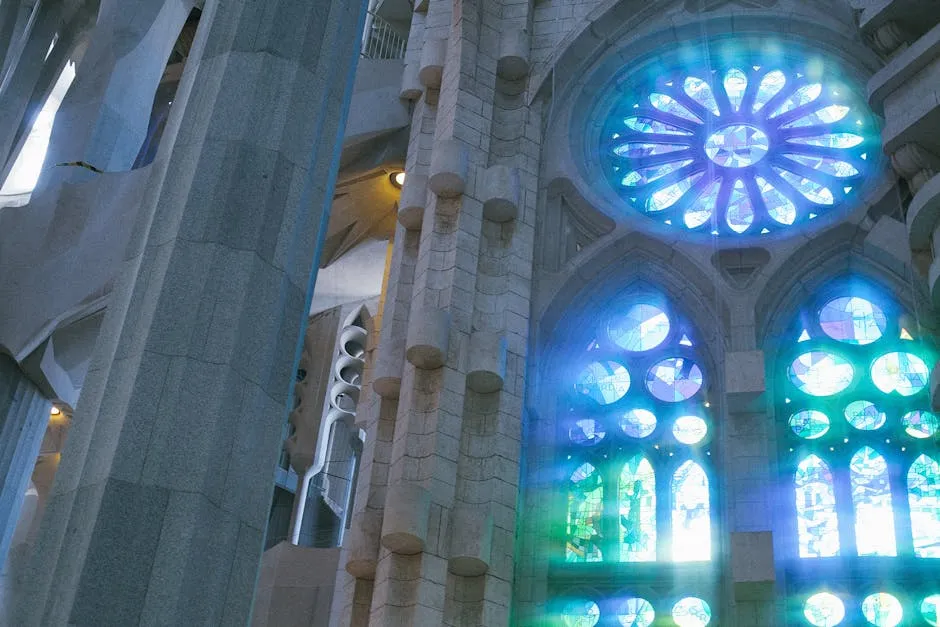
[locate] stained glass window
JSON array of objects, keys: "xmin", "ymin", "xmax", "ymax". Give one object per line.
[
  {"xmin": 908, "ymin": 455, "xmax": 940, "ymax": 558},
  {"xmin": 923, "ymin": 595, "xmax": 940, "ymax": 626},
  {"xmin": 844, "ymin": 400, "xmax": 886, "ymax": 430},
  {"xmin": 819, "ymin": 297, "xmax": 886, "ymax": 345},
  {"xmin": 646, "ymin": 357, "xmax": 703, "ymax": 402},
  {"xmin": 562, "ymin": 600, "xmax": 601, "ymax": 627},
  {"xmin": 789, "ymin": 410, "xmax": 831, "ymax": 439},
  {"xmin": 673, "ymin": 416, "xmax": 708, "ymax": 444},
  {"xmin": 789, "ymin": 351, "xmax": 854, "ymax": 396},
  {"xmin": 597, "ymin": 52, "xmax": 876, "ymax": 238},
  {"xmin": 617, "ymin": 597, "xmax": 655, "ymax": 627},
  {"xmin": 609, "ymin": 304, "xmax": 670, "ymax": 351},
  {"xmin": 861, "ymin": 593, "xmax": 903, "ymax": 627},
  {"xmin": 620, "ymin": 409, "xmax": 657, "ymax": 438},
  {"xmin": 672, "ymin": 597, "xmax": 712, "ymax": 627},
  {"xmin": 570, "ymin": 418, "xmax": 606, "ymax": 446},
  {"xmin": 567, "ymin": 463, "xmax": 603, "ymax": 562},
  {"xmin": 619, "ymin": 456, "xmax": 656, "ymax": 562},
  {"xmin": 795, "ymin": 455, "xmax": 840, "ymax": 557},
  {"xmin": 804, "ymin": 592, "xmax": 846, "ymax": 627},
  {"xmin": 870, "ymin": 352, "xmax": 929, "ymax": 396},
  {"xmin": 575, "ymin": 361, "xmax": 631, "ymax": 405},
  {"xmin": 850, "ymin": 447, "xmax": 896, "ymax": 556},
  {"xmin": 902, "ymin": 411, "xmax": 939, "ymax": 439},
  {"xmin": 672, "ymin": 461, "xmax": 710, "ymax": 562}
]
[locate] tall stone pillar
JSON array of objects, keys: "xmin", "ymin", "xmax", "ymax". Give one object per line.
[
  {"xmin": 0, "ymin": 355, "xmax": 50, "ymax": 575},
  {"xmin": 9, "ymin": 0, "xmax": 367, "ymax": 624}
]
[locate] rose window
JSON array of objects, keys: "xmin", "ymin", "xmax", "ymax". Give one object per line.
[{"xmin": 600, "ymin": 63, "xmax": 877, "ymax": 237}]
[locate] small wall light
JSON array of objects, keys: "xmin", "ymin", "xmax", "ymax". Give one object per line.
[
  {"xmin": 50, "ymin": 406, "xmax": 60, "ymax": 415},
  {"xmin": 390, "ymin": 171, "xmax": 406, "ymax": 188}
]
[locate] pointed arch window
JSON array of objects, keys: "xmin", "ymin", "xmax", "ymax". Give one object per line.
[
  {"xmin": 553, "ymin": 290, "xmax": 718, "ymax": 625},
  {"xmin": 777, "ymin": 279, "xmax": 940, "ymax": 625}
]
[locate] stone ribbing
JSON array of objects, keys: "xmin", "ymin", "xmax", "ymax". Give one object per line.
[{"xmin": 10, "ymin": 0, "xmax": 368, "ymax": 624}]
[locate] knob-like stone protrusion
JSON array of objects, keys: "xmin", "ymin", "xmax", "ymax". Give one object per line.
[
  {"xmin": 401, "ymin": 62, "xmax": 423, "ymax": 100},
  {"xmin": 381, "ymin": 482, "xmax": 431, "ymax": 555},
  {"xmin": 398, "ymin": 173, "xmax": 428, "ymax": 230},
  {"xmin": 907, "ymin": 172, "xmax": 940, "ymax": 251},
  {"xmin": 428, "ymin": 139, "xmax": 469, "ymax": 198},
  {"xmin": 467, "ymin": 331, "xmax": 507, "ymax": 393},
  {"xmin": 448, "ymin": 504, "xmax": 493, "ymax": 576},
  {"xmin": 406, "ymin": 306, "xmax": 450, "ymax": 369},
  {"xmin": 419, "ymin": 37, "xmax": 446, "ymax": 89},
  {"xmin": 372, "ymin": 352, "xmax": 403, "ymax": 399},
  {"xmin": 497, "ymin": 27, "xmax": 530, "ymax": 80},
  {"xmin": 346, "ymin": 510, "xmax": 382, "ymax": 578},
  {"xmin": 480, "ymin": 165, "xmax": 520, "ymax": 222}
]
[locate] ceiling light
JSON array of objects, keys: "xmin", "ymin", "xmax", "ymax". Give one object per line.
[{"xmin": 390, "ymin": 171, "xmax": 406, "ymax": 188}]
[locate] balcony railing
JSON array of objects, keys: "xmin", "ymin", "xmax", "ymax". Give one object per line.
[{"xmin": 360, "ymin": 11, "xmax": 407, "ymax": 60}]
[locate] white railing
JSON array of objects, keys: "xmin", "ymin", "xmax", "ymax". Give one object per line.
[{"xmin": 360, "ymin": 11, "xmax": 407, "ymax": 60}]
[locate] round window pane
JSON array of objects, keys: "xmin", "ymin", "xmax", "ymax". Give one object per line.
[
  {"xmin": 673, "ymin": 415, "xmax": 708, "ymax": 444},
  {"xmin": 871, "ymin": 352, "xmax": 929, "ymax": 396},
  {"xmin": 922, "ymin": 594, "xmax": 940, "ymax": 626},
  {"xmin": 789, "ymin": 410, "xmax": 830, "ymax": 439},
  {"xmin": 789, "ymin": 351, "xmax": 854, "ymax": 396},
  {"xmin": 672, "ymin": 597, "xmax": 711, "ymax": 627},
  {"xmin": 903, "ymin": 411, "xmax": 940, "ymax": 439},
  {"xmin": 620, "ymin": 409, "xmax": 657, "ymax": 438},
  {"xmin": 569, "ymin": 418, "xmax": 606, "ymax": 446},
  {"xmin": 608, "ymin": 304, "xmax": 671, "ymax": 351},
  {"xmin": 617, "ymin": 597, "xmax": 655, "ymax": 627},
  {"xmin": 861, "ymin": 593, "xmax": 903, "ymax": 627},
  {"xmin": 819, "ymin": 296, "xmax": 887, "ymax": 345},
  {"xmin": 804, "ymin": 592, "xmax": 845, "ymax": 627},
  {"xmin": 844, "ymin": 400, "xmax": 886, "ymax": 430},
  {"xmin": 562, "ymin": 600, "xmax": 601, "ymax": 627},
  {"xmin": 646, "ymin": 358, "xmax": 703, "ymax": 402},
  {"xmin": 575, "ymin": 361, "xmax": 631, "ymax": 405}
]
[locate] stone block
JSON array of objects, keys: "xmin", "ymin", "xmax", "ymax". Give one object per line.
[
  {"xmin": 428, "ymin": 139, "xmax": 469, "ymax": 198},
  {"xmin": 466, "ymin": 331, "xmax": 507, "ymax": 393},
  {"xmin": 448, "ymin": 504, "xmax": 493, "ymax": 576},
  {"xmin": 497, "ymin": 27, "xmax": 530, "ymax": 80},
  {"xmin": 731, "ymin": 531, "xmax": 775, "ymax": 601},
  {"xmin": 725, "ymin": 350, "xmax": 766, "ymax": 412},
  {"xmin": 380, "ymin": 482, "xmax": 431, "ymax": 554},
  {"xmin": 400, "ymin": 63, "xmax": 423, "ymax": 101},
  {"xmin": 398, "ymin": 173, "xmax": 428, "ymax": 230},
  {"xmin": 345, "ymin": 509, "xmax": 382, "ymax": 578},
  {"xmin": 372, "ymin": 352, "xmax": 403, "ymax": 399},
  {"xmin": 419, "ymin": 37, "xmax": 446, "ymax": 90},
  {"xmin": 864, "ymin": 215, "xmax": 911, "ymax": 277},
  {"xmin": 405, "ymin": 306, "xmax": 450, "ymax": 369},
  {"xmin": 908, "ymin": 171, "xmax": 940, "ymax": 250},
  {"xmin": 480, "ymin": 165, "xmax": 520, "ymax": 222}
]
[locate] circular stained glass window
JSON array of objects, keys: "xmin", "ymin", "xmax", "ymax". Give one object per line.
[
  {"xmin": 922, "ymin": 594, "xmax": 940, "ymax": 626},
  {"xmin": 871, "ymin": 352, "xmax": 929, "ymax": 396},
  {"xmin": 844, "ymin": 400, "xmax": 886, "ymax": 430},
  {"xmin": 620, "ymin": 408, "xmax": 658, "ymax": 438},
  {"xmin": 562, "ymin": 600, "xmax": 601, "ymax": 627},
  {"xmin": 789, "ymin": 410, "xmax": 830, "ymax": 439},
  {"xmin": 861, "ymin": 593, "xmax": 903, "ymax": 627},
  {"xmin": 672, "ymin": 597, "xmax": 711, "ymax": 627},
  {"xmin": 819, "ymin": 296, "xmax": 887, "ymax": 345},
  {"xmin": 903, "ymin": 411, "xmax": 940, "ymax": 439},
  {"xmin": 575, "ymin": 361, "xmax": 631, "ymax": 405},
  {"xmin": 789, "ymin": 351, "xmax": 854, "ymax": 396},
  {"xmin": 617, "ymin": 597, "xmax": 655, "ymax": 627},
  {"xmin": 609, "ymin": 304, "xmax": 671, "ymax": 351},
  {"xmin": 804, "ymin": 592, "xmax": 845, "ymax": 627},
  {"xmin": 599, "ymin": 58, "xmax": 873, "ymax": 238},
  {"xmin": 674, "ymin": 415, "xmax": 708, "ymax": 444},
  {"xmin": 646, "ymin": 358, "xmax": 703, "ymax": 402},
  {"xmin": 569, "ymin": 418, "xmax": 607, "ymax": 445}
]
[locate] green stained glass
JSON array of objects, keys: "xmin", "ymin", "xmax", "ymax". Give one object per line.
[
  {"xmin": 844, "ymin": 400, "xmax": 886, "ymax": 430},
  {"xmin": 672, "ymin": 461, "xmax": 710, "ymax": 562},
  {"xmin": 789, "ymin": 410, "xmax": 830, "ymax": 439},
  {"xmin": 851, "ymin": 447, "xmax": 896, "ymax": 556},
  {"xmin": 871, "ymin": 352, "xmax": 929, "ymax": 396},
  {"xmin": 672, "ymin": 597, "xmax": 711, "ymax": 627},
  {"xmin": 617, "ymin": 597, "xmax": 655, "ymax": 627},
  {"xmin": 608, "ymin": 304, "xmax": 670, "ymax": 351},
  {"xmin": 789, "ymin": 351, "xmax": 854, "ymax": 396},
  {"xmin": 804, "ymin": 592, "xmax": 845, "ymax": 627},
  {"xmin": 903, "ymin": 411, "xmax": 940, "ymax": 439},
  {"xmin": 795, "ymin": 455, "xmax": 840, "ymax": 557},
  {"xmin": 922, "ymin": 595, "xmax": 940, "ymax": 626},
  {"xmin": 567, "ymin": 463, "xmax": 604, "ymax": 562},
  {"xmin": 673, "ymin": 415, "xmax": 708, "ymax": 444},
  {"xmin": 562, "ymin": 600, "xmax": 601, "ymax": 627},
  {"xmin": 575, "ymin": 361, "xmax": 631, "ymax": 405},
  {"xmin": 819, "ymin": 296, "xmax": 886, "ymax": 345},
  {"xmin": 861, "ymin": 593, "xmax": 903, "ymax": 627},
  {"xmin": 908, "ymin": 454, "xmax": 940, "ymax": 558},
  {"xmin": 619, "ymin": 456, "xmax": 656, "ymax": 562}
]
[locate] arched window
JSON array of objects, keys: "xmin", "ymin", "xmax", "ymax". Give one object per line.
[
  {"xmin": 554, "ymin": 290, "xmax": 717, "ymax": 626},
  {"xmin": 778, "ymin": 280, "xmax": 940, "ymax": 625}
]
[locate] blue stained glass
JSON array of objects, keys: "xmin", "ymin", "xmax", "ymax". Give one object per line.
[
  {"xmin": 769, "ymin": 83, "xmax": 822, "ymax": 118},
  {"xmin": 724, "ymin": 68, "xmax": 748, "ymax": 111},
  {"xmin": 726, "ymin": 179, "xmax": 755, "ymax": 233},
  {"xmin": 903, "ymin": 410, "xmax": 940, "ymax": 439},
  {"xmin": 569, "ymin": 418, "xmax": 606, "ymax": 446},
  {"xmin": 672, "ymin": 461, "xmax": 710, "ymax": 562},
  {"xmin": 804, "ymin": 592, "xmax": 846, "ymax": 627},
  {"xmin": 650, "ymin": 93, "xmax": 701, "ymax": 122},
  {"xmin": 647, "ymin": 173, "xmax": 703, "ymax": 212},
  {"xmin": 614, "ymin": 142, "xmax": 689, "ymax": 158},
  {"xmin": 844, "ymin": 400, "xmax": 886, "ymax": 430},
  {"xmin": 562, "ymin": 600, "xmax": 601, "ymax": 627},
  {"xmin": 789, "ymin": 351, "xmax": 854, "ymax": 396},
  {"xmin": 647, "ymin": 358, "xmax": 704, "ymax": 402},
  {"xmin": 861, "ymin": 593, "xmax": 903, "ymax": 627},
  {"xmin": 819, "ymin": 296, "xmax": 886, "ymax": 345},
  {"xmin": 684, "ymin": 76, "xmax": 720, "ymax": 115},
  {"xmin": 619, "ymin": 456, "xmax": 656, "ymax": 562},
  {"xmin": 704, "ymin": 125, "xmax": 769, "ymax": 168},
  {"xmin": 672, "ymin": 597, "xmax": 711, "ymax": 627},
  {"xmin": 684, "ymin": 179, "xmax": 720, "ymax": 228},
  {"xmin": 789, "ymin": 410, "xmax": 830, "ymax": 439},
  {"xmin": 673, "ymin": 415, "xmax": 708, "ymax": 444},
  {"xmin": 908, "ymin": 454, "xmax": 940, "ymax": 558},
  {"xmin": 795, "ymin": 455, "xmax": 840, "ymax": 557},
  {"xmin": 775, "ymin": 168, "xmax": 834, "ymax": 205},
  {"xmin": 567, "ymin": 463, "xmax": 604, "ymax": 562},
  {"xmin": 782, "ymin": 104, "xmax": 850, "ymax": 128},
  {"xmin": 621, "ymin": 160, "xmax": 693, "ymax": 187},
  {"xmin": 575, "ymin": 361, "xmax": 631, "ymax": 405},
  {"xmin": 624, "ymin": 116, "xmax": 693, "ymax": 135},
  {"xmin": 851, "ymin": 447, "xmax": 896, "ymax": 556},
  {"xmin": 756, "ymin": 176, "xmax": 796, "ymax": 225},
  {"xmin": 752, "ymin": 70, "xmax": 786, "ymax": 112},
  {"xmin": 608, "ymin": 304, "xmax": 670, "ymax": 351},
  {"xmin": 785, "ymin": 154, "xmax": 859, "ymax": 178},
  {"xmin": 871, "ymin": 352, "xmax": 929, "ymax": 396},
  {"xmin": 787, "ymin": 133, "xmax": 864, "ymax": 148},
  {"xmin": 922, "ymin": 595, "xmax": 940, "ymax": 626},
  {"xmin": 617, "ymin": 597, "xmax": 655, "ymax": 627},
  {"xmin": 620, "ymin": 408, "xmax": 657, "ymax": 439}
]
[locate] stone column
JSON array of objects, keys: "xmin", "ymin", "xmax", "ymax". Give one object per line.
[
  {"xmin": 0, "ymin": 355, "xmax": 50, "ymax": 575},
  {"xmin": 9, "ymin": 0, "xmax": 367, "ymax": 624}
]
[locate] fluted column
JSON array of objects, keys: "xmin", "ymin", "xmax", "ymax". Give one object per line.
[{"xmin": 10, "ymin": 0, "xmax": 367, "ymax": 624}]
